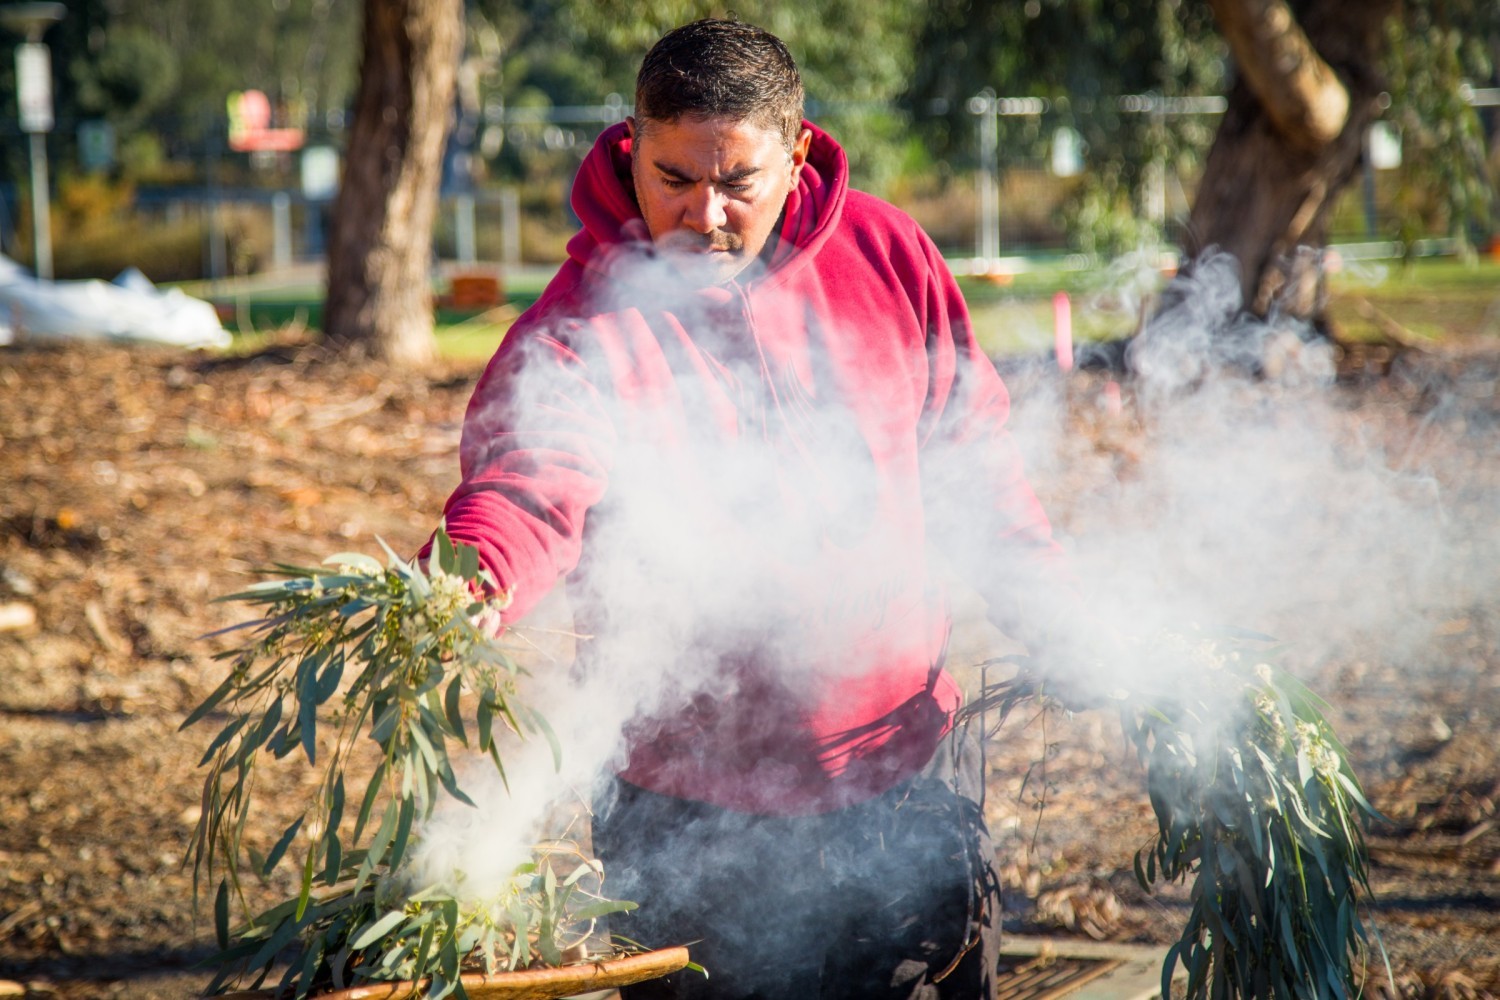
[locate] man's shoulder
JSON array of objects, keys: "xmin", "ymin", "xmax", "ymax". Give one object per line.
[
  {"xmin": 825, "ymin": 189, "xmax": 945, "ymax": 283},
  {"xmin": 829, "ymin": 189, "xmax": 944, "ymax": 272},
  {"xmin": 506, "ymin": 262, "xmax": 596, "ymax": 333},
  {"xmin": 840, "ymin": 188, "xmax": 926, "ymax": 243}
]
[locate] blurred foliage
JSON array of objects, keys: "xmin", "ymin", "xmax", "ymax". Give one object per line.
[
  {"xmin": 0, "ymin": 0, "xmax": 360, "ymax": 156},
  {"xmin": 465, "ymin": 0, "xmax": 926, "ymax": 193},
  {"xmin": 1383, "ymin": 0, "xmax": 1497, "ymax": 257},
  {"xmin": 907, "ymin": 0, "xmax": 1226, "ymax": 253},
  {"xmin": 10, "ymin": 174, "xmax": 272, "ymax": 281},
  {"xmin": 0, "ymin": 0, "xmax": 1494, "ymax": 270},
  {"xmin": 909, "ymin": 0, "xmax": 1225, "ymax": 159},
  {"xmin": 70, "ymin": 25, "xmax": 179, "ymax": 129},
  {"xmin": 103, "ymin": 0, "xmax": 360, "ymax": 135}
]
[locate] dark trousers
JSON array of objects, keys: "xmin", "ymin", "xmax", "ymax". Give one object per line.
[{"xmin": 590, "ymin": 723, "xmax": 1002, "ymax": 1000}]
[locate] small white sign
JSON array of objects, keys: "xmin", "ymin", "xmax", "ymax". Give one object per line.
[
  {"xmin": 78, "ymin": 119, "xmax": 116, "ymax": 171},
  {"xmin": 1051, "ymin": 126, "xmax": 1084, "ymax": 178},
  {"xmin": 301, "ymin": 146, "xmax": 340, "ymax": 200},
  {"xmin": 1369, "ymin": 121, "xmax": 1402, "ymax": 170},
  {"xmin": 16, "ymin": 43, "xmax": 53, "ymax": 133}
]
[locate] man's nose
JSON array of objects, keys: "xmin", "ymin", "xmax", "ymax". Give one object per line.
[{"xmin": 682, "ymin": 186, "xmax": 728, "ymax": 233}]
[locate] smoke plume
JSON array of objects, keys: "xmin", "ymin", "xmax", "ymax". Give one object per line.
[{"xmin": 408, "ymin": 247, "xmax": 1497, "ymax": 918}]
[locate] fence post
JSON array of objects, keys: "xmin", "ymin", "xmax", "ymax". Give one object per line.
[
  {"xmin": 206, "ymin": 202, "xmax": 226, "ymax": 285},
  {"xmin": 206, "ymin": 117, "xmax": 226, "ymax": 287},
  {"xmin": 500, "ymin": 187, "xmax": 521, "ymax": 268},
  {"xmin": 26, "ymin": 132, "xmax": 53, "ymax": 280},
  {"xmin": 969, "ymin": 88, "xmax": 1000, "ymax": 265},
  {"xmin": 455, "ymin": 192, "xmax": 476, "ymax": 264},
  {"xmin": 272, "ymin": 191, "xmax": 292, "ymax": 269},
  {"xmin": 1146, "ymin": 102, "xmax": 1166, "ymax": 226}
]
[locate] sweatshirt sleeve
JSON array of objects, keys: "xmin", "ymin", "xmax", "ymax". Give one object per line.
[
  {"xmin": 911, "ymin": 231, "xmax": 1078, "ymax": 646},
  {"xmin": 432, "ymin": 320, "xmax": 616, "ymax": 624}
]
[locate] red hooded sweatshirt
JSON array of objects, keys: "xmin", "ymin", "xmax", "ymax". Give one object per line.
[{"xmin": 438, "ymin": 122, "xmax": 1064, "ymax": 816}]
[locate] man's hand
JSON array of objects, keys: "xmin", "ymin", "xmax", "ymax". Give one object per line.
[
  {"xmin": 1025, "ymin": 628, "xmax": 1132, "ymax": 713},
  {"xmin": 470, "ymin": 604, "xmax": 506, "ymax": 639}
]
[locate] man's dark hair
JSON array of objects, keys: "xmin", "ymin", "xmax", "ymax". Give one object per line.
[{"xmin": 635, "ymin": 18, "xmax": 805, "ymax": 149}]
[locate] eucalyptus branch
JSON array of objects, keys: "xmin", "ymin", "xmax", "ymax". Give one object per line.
[
  {"xmin": 962, "ymin": 629, "xmax": 1388, "ymax": 999},
  {"xmin": 185, "ymin": 530, "xmax": 632, "ymax": 999}
]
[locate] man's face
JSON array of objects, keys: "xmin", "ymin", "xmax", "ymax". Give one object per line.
[{"xmin": 628, "ymin": 114, "xmax": 812, "ymax": 283}]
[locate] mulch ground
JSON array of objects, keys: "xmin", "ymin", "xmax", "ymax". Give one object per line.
[{"xmin": 1, "ymin": 333, "xmax": 1496, "ymax": 999}]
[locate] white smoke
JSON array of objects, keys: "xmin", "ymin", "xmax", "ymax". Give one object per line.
[
  {"xmin": 406, "ymin": 245, "xmax": 1497, "ymax": 905},
  {"xmin": 1008, "ymin": 251, "xmax": 1490, "ymax": 684},
  {"xmin": 406, "ymin": 247, "xmax": 938, "ymax": 895}
]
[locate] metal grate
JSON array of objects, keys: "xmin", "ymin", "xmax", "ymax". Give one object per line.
[{"xmin": 995, "ymin": 954, "xmax": 1125, "ymax": 1000}]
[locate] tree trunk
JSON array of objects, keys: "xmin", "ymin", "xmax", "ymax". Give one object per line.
[
  {"xmin": 323, "ymin": 0, "xmax": 462, "ymax": 365},
  {"xmin": 1185, "ymin": 0, "xmax": 1397, "ymax": 322}
]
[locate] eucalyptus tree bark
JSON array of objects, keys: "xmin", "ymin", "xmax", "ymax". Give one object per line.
[
  {"xmin": 1186, "ymin": 0, "xmax": 1397, "ymax": 322},
  {"xmin": 323, "ymin": 0, "xmax": 462, "ymax": 365}
]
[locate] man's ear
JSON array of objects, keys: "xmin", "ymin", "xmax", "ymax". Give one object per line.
[
  {"xmin": 790, "ymin": 127, "xmax": 812, "ymax": 181},
  {"xmin": 625, "ymin": 116, "xmax": 637, "ymax": 140}
]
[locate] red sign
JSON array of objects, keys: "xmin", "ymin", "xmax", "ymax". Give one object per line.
[{"xmin": 228, "ymin": 89, "xmax": 305, "ymax": 152}]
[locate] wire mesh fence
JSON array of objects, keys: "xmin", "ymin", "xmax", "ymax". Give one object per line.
[{"xmin": 1, "ymin": 88, "xmax": 1495, "ymax": 284}]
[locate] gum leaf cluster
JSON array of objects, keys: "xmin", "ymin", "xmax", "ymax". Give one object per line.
[
  {"xmin": 963, "ymin": 630, "xmax": 1387, "ymax": 1000},
  {"xmin": 184, "ymin": 529, "xmax": 633, "ymax": 999}
]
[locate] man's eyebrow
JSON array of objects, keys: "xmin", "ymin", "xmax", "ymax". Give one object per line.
[
  {"xmin": 718, "ymin": 165, "xmax": 760, "ymax": 183},
  {"xmin": 652, "ymin": 162, "xmax": 761, "ymax": 183},
  {"xmin": 653, "ymin": 162, "xmax": 696, "ymax": 181}
]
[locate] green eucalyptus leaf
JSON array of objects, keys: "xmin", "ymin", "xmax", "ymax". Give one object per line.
[
  {"xmin": 436, "ymin": 760, "xmax": 476, "ymax": 809},
  {"xmin": 457, "ymin": 542, "xmax": 480, "ymax": 583},
  {"xmin": 213, "ymin": 878, "xmax": 230, "ymax": 950},
  {"xmin": 477, "ymin": 694, "xmax": 495, "ymax": 752},
  {"xmin": 323, "ymin": 552, "xmax": 385, "ymax": 575},
  {"xmin": 350, "ymin": 909, "xmax": 408, "ymax": 950},
  {"xmin": 373, "ymin": 535, "xmax": 410, "ymax": 572},
  {"xmin": 321, "ymin": 828, "xmax": 343, "ymax": 887},
  {"xmin": 569, "ymin": 898, "xmax": 638, "ymax": 921},
  {"xmin": 433, "ymin": 528, "xmax": 458, "ymax": 576},
  {"xmin": 410, "ymin": 756, "xmax": 431, "ymax": 808},
  {"xmin": 257, "ymin": 696, "xmax": 285, "ymax": 750},
  {"xmin": 291, "ymin": 932, "xmax": 325, "ymax": 1000},
  {"xmin": 444, "ymin": 675, "xmax": 468, "ymax": 746},
  {"xmin": 353, "ymin": 759, "xmax": 388, "ymax": 842},
  {"xmin": 526, "ymin": 706, "xmax": 564, "ymax": 773},
  {"xmin": 244, "ymin": 913, "xmax": 303, "ymax": 974},
  {"xmin": 390, "ymin": 794, "xmax": 416, "ymax": 873},
  {"xmin": 262, "ymin": 816, "xmax": 304, "ymax": 878},
  {"xmin": 370, "ymin": 701, "xmax": 401, "ymax": 746},
  {"xmin": 441, "ymin": 936, "xmax": 462, "ymax": 983},
  {"xmin": 409, "ymin": 716, "xmax": 440, "ymax": 773},
  {"xmin": 295, "ymin": 849, "xmax": 316, "ymax": 921},
  {"xmin": 324, "ymin": 774, "xmax": 345, "ymax": 835},
  {"xmin": 414, "ymin": 917, "xmax": 439, "ymax": 989},
  {"xmin": 182, "ymin": 672, "xmax": 241, "ymax": 731},
  {"xmin": 197, "ymin": 715, "xmax": 250, "ymax": 767},
  {"xmin": 315, "ymin": 652, "xmax": 345, "ymax": 703},
  {"xmin": 298, "ymin": 684, "xmax": 318, "ymax": 766},
  {"xmin": 358, "ymin": 801, "xmax": 399, "ymax": 891}
]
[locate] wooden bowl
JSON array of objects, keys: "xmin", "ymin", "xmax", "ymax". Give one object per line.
[{"xmin": 221, "ymin": 946, "xmax": 691, "ymax": 999}]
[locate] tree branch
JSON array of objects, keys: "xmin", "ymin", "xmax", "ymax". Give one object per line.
[{"xmin": 1208, "ymin": 0, "xmax": 1350, "ymax": 151}]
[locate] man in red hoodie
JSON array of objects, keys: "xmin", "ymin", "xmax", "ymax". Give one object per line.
[{"xmin": 437, "ymin": 17, "xmax": 1076, "ymax": 1000}]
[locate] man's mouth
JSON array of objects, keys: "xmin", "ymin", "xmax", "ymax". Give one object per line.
[{"xmin": 663, "ymin": 231, "xmax": 744, "ymax": 255}]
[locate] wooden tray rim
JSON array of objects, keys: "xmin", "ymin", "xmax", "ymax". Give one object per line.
[{"xmin": 221, "ymin": 945, "xmax": 691, "ymax": 1000}]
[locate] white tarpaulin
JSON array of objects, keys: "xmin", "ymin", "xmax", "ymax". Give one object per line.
[{"xmin": 0, "ymin": 255, "xmax": 230, "ymax": 349}]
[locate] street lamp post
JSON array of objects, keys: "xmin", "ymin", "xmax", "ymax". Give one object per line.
[
  {"xmin": 2, "ymin": 2, "xmax": 66, "ymax": 281},
  {"xmin": 967, "ymin": 88, "xmax": 1000, "ymax": 266}
]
